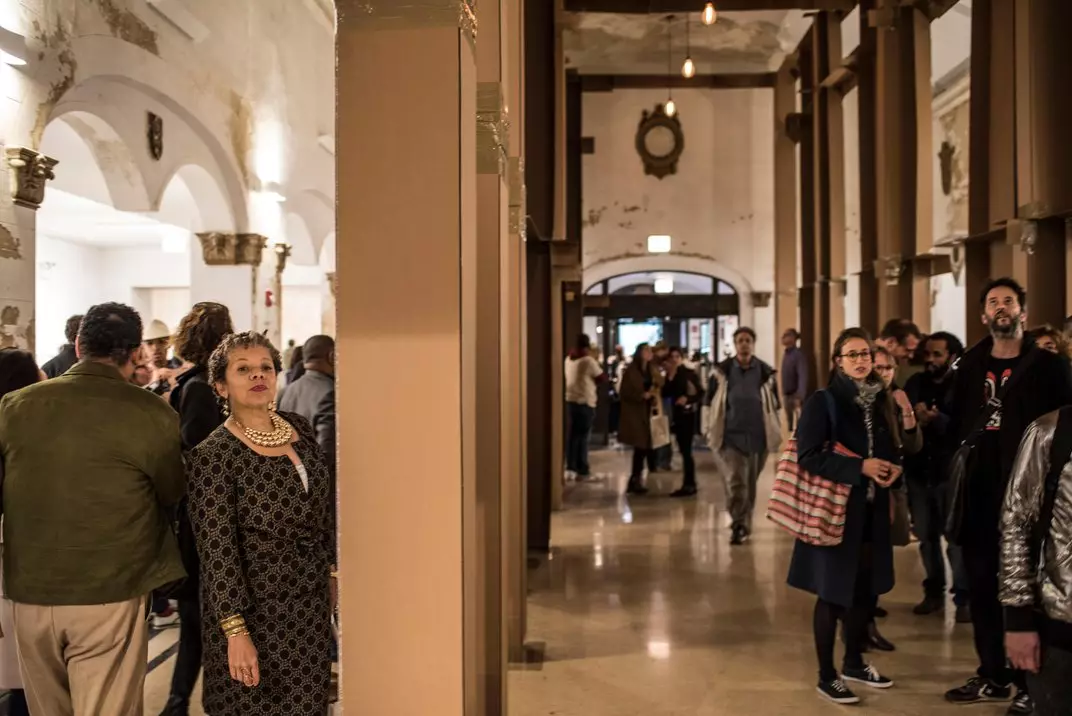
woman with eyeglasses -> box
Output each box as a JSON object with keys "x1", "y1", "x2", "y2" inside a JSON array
[
  {"x1": 787, "y1": 328, "x2": 917, "y2": 705},
  {"x1": 852, "y1": 346, "x2": 921, "y2": 655}
]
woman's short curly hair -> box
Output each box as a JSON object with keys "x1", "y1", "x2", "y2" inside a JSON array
[
  {"x1": 208, "y1": 331, "x2": 283, "y2": 386},
  {"x1": 173, "y1": 302, "x2": 234, "y2": 367}
]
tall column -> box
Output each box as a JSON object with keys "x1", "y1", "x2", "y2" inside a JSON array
[
  {"x1": 336, "y1": 2, "x2": 478, "y2": 713},
  {"x1": 857, "y1": 0, "x2": 879, "y2": 335},
  {"x1": 1, "y1": 148, "x2": 56, "y2": 354},
  {"x1": 474, "y1": 0, "x2": 509, "y2": 709},
  {"x1": 873, "y1": 1, "x2": 931, "y2": 326},
  {"x1": 798, "y1": 30, "x2": 821, "y2": 385},
  {"x1": 773, "y1": 59, "x2": 799, "y2": 376},
  {"x1": 525, "y1": 0, "x2": 555, "y2": 554},
  {"x1": 503, "y1": 0, "x2": 528, "y2": 666},
  {"x1": 193, "y1": 232, "x2": 268, "y2": 333},
  {"x1": 811, "y1": 13, "x2": 845, "y2": 375}
]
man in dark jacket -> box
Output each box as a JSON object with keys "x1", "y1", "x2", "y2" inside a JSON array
[
  {"x1": 279, "y1": 335, "x2": 335, "y2": 423},
  {"x1": 904, "y1": 331, "x2": 970, "y2": 622},
  {"x1": 780, "y1": 328, "x2": 808, "y2": 432},
  {"x1": 944, "y1": 278, "x2": 1072, "y2": 715},
  {"x1": 0, "y1": 303, "x2": 184, "y2": 715},
  {"x1": 40, "y1": 314, "x2": 82, "y2": 379}
]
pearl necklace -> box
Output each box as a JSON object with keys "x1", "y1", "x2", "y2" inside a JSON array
[{"x1": 232, "y1": 411, "x2": 293, "y2": 447}]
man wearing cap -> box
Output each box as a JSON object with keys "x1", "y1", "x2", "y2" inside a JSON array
[{"x1": 143, "y1": 319, "x2": 182, "y2": 397}]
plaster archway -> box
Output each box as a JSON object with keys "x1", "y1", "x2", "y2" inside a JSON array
[
  {"x1": 583, "y1": 254, "x2": 757, "y2": 328},
  {"x1": 40, "y1": 112, "x2": 153, "y2": 212},
  {"x1": 44, "y1": 35, "x2": 250, "y2": 231}
]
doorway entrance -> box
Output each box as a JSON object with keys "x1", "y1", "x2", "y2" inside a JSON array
[{"x1": 582, "y1": 271, "x2": 740, "y2": 445}]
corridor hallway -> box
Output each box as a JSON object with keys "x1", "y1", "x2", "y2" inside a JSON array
[{"x1": 510, "y1": 450, "x2": 990, "y2": 716}]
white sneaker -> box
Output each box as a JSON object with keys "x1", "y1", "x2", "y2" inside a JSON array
[{"x1": 152, "y1": 610, "x2": 180, "y2": 629}]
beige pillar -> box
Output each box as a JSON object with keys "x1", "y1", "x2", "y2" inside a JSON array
[
  {"x1": 503, "y1": 0, "x2": 528, "y2": 666},
  {"x1": 2, "y1": 148, "x2": 57, "y2": 354},
  {"x1": 336, "y1": 2, "x2": 478, "y2": 713}
]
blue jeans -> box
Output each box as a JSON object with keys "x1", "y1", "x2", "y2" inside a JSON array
[
  {"x1": 908, "y1": 479, "x2": 969, "y2": 605},
  {"x1": 567, "y1": 403, "x2": 595, "y2": 476}
]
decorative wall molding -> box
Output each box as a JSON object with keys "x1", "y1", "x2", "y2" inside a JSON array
[
  {"x1": 477, "y1": 82, "x2": 509, "y2": 176},
  {"x1": 5, "y1": 148, "x2": 58, "y2": 210},
  {"x1": 874, "y1": 254, "x2": 906, "y2": 286}
]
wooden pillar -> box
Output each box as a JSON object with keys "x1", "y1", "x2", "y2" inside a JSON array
[
  {"x1": 502, "y1": 0, "x2": 528, "y2": 668},
  {"x1": 873, "y1": 1, "x2": 929, "y2": 325},
  {"x1": 798, "y1": 29, "x2": 822, "y2": 385},
  {"x1": 524, "y1": 0, "x2": 554, "y2": 552},
  {"x1": 857, "y1": 0, "x2": 879, "y2": 335},
  {"x1": 774, "y1": 59, "x2": 799, "y2": 375},
  {"x1": 335, "y1": 2, "x2": 478, "y2": 711},
  {"x1": 812, "y1": 12, "x2": 845, "y2": 375}
]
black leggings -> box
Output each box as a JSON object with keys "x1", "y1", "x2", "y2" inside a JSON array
[{"x1": 814, "y1": 543, "x2": 874, "y2": 682}]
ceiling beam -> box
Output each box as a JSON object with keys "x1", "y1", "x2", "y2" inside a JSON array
[
  {"x1": 564, "y1": 0, "x2": 856, "y2": 12},
  {"x1": 915, "y1": 0, "x2": 961, "y2": 21},
  {"x1": 581, "y1": 73, "x2": 777, "y2": 91}
]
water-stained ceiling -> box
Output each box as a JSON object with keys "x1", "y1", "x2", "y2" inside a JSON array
[{"x1": 564, "y1": 10, "x2": 811, "y2": 74}]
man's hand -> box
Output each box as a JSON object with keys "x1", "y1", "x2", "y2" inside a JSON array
[
  {"x1": 1006, "y1": 631, "x2": 1041, "y2": 673},
  {"x1": 676, "y1": 396, "x2": 688, "y2": 406}
]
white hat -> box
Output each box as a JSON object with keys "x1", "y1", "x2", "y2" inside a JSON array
[{"x1": 145, "y1": 319, "x2": 171, "y2": 342}]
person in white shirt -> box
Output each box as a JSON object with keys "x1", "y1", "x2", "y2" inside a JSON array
[{"x1": 565, "y1": 334, "x2": 605, "y2": 478}]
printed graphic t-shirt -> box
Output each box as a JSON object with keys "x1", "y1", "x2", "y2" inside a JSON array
[{"x1": 971, "y1": 353, "x2": 1023, "y2": 530}]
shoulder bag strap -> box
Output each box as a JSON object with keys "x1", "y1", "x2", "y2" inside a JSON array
[
  {"x1": 960, "y1": 347, "x2": 1044, "y2": 450},
  {"x1": 822, "y1": 389, "x2": 838, "y2": 441}
]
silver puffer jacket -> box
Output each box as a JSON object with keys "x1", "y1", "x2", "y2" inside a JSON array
[{"x1": 1000, "y1": 411, "x2": 1072, "y2": 627}]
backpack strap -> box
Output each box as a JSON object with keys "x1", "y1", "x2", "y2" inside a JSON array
[{"x1": 1036, "y1": 407, "x2": 1072, "y2": 563}]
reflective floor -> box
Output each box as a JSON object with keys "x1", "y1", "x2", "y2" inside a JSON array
[{"x1": 510, "y1": 447, "x2": 1002, "y2": 715}]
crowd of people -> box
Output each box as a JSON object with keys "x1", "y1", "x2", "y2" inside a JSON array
[
  {"x1": 0, "y1": 302, "x2": 338, "y2": 715},
  {"x1": 564, "y1": 276, "x2": 1072, "y2": 715}
]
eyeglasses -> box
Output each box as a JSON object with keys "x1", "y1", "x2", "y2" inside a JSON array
[
  {"x1": 838, "y1": 350, "x2": 873, "y2": 362},
  {"x1": 874, "y1": 365, "x2": 895, "y2": 373}
]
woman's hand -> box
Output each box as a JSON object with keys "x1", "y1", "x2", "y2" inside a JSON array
[
  {"x1": 862, "y1": 458, "x2": 895, "y2": 485},
  {"x1": 228, "y1": 633, "x2": 261, "y2": 688},
  {"x1": 892, "y1": 390, "x2": 916, "y2": 428}
]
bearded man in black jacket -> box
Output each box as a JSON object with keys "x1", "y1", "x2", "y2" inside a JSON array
[{"x1": 943, "y1": 278, "x2": 1072, "y2": 715}]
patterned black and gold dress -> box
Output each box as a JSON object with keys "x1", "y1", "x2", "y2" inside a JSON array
[{"x1": 188, "y1": 412, "x2": 334, "y2": 715}]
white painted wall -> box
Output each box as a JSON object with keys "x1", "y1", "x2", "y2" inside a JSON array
[
  {"x1": 581, "y1": 87, "x2": 775, "y2": 363},
  {"x1": 35, "y1": 236, "x2": 105, "y2": 359}
]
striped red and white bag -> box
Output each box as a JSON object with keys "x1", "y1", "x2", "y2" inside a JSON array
[{"x1": 766, "y1": 390, "x2": 859, "y2": 547}]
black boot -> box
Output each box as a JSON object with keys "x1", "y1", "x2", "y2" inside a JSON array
[
  {"x1": 867, "y1": 620, "x2": 896, "y2": 652},
  {"x1": 626, "y1": 476, "x2": 648, "y2": 495},
  {"x1": 158, "y1": 696, "x2": 189, "y2": 716}
]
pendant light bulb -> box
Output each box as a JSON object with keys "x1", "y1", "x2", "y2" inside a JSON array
[
  {"x1": 665, "y1": 98, "x2": 677, "y2": 117},
  {"x1": 681, "y1": 56, "x2": 696, "y2": 79},
  {"x1": 702, "y1": 3, "x2": 717, "y2": 26}
]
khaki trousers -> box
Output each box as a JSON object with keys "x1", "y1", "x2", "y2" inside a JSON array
[
  {"x1": 720, "y1": 448, "x2": 770, "y2": 533},
  {"x1": 13, "y1": 596, "x2": 148, "y2": 716}
]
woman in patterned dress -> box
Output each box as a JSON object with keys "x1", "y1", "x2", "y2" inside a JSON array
[{"x1": 188, "y1": 331, "x2": 335, "y2": 715}]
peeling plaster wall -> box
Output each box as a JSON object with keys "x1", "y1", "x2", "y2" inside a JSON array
[
  {"x1": 0, "y1": 0, "x2": 334, "y2": 351},
  {"x1": 582, "y1": 88, "x2": 776, "y2": 360}
]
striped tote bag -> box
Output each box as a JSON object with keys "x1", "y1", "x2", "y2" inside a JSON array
[{"x1": 766, "y1": 390, "x2": 859, "y2": 547}]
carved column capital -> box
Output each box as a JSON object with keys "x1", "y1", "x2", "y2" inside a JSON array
[
  {"x1": 274, "y1": 242, "x2": 292, "y2": 274},
  {"x1": 874, "y1": 254, "x2": 906, "y2": 286},
  {"x1": 196, "y1": 233, "x2": 268, "y2": 266},
  {"x1": 326, "y1": 272, "x2": 336, "y2": 297},
  {"x1": 5, "y1": 147, "x2": 58, "y2": 210}
]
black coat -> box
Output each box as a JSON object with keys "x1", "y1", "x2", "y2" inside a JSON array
[
  {"x1": 786, "y1": 373, "x2": 900, "y2": 608},
  {"x1": 947, "y1": 337, "x2": 1072, "y2": 529},
  {"x1": 168, "y1": 365, "x2": 226, "y2": 600}
]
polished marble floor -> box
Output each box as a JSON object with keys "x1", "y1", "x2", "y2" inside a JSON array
[{"x1": 509, "y1": 447, "x2": 1002, "y2": 716}]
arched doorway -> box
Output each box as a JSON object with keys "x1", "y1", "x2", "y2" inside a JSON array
[{"x1": 584, "y1": 271, "x2": 741, "y2": 362}]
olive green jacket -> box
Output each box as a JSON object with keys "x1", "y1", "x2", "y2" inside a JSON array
[{"x1": 0, "y1": 361, "x2": 186, "y2": 605}]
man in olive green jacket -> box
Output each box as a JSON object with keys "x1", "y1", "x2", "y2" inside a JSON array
[{"x1": 0, "y1": 302, "x2": 185, "y2": 716}]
